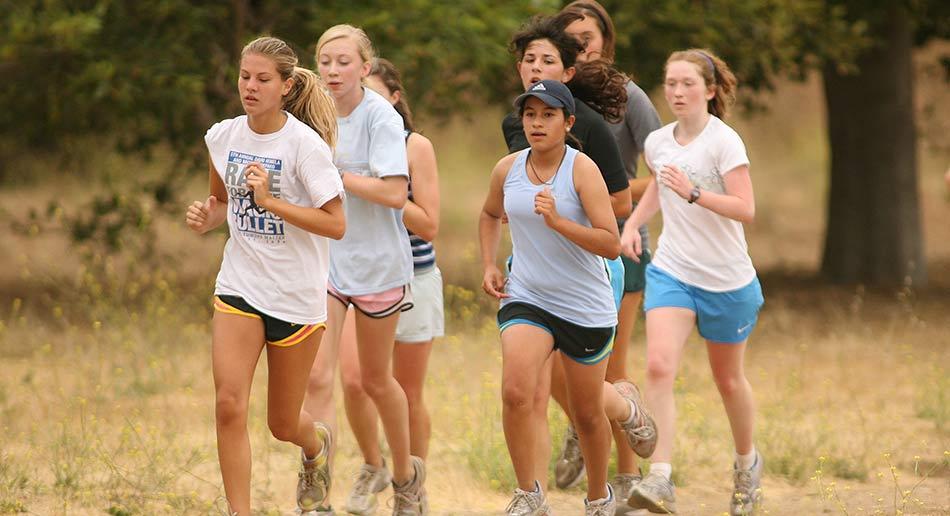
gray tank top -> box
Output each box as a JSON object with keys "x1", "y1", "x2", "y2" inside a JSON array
[{"x1": 501, "y1": 147, "x2": 617, "y2": 328}]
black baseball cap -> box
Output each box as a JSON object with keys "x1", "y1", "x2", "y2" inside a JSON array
[{"x1": 514, "y1": 80, "x2": 576, "y2": 115}]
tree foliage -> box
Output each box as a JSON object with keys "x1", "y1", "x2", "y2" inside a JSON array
[{"x1": 0, "y1": 0, "x2": 554, "y2": 159}]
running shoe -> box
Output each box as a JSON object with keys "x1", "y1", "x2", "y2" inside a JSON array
[
  {"x1": 344, "y1": 459, "x2": 392, "y2": 515},
  {"x1": 505, "y1": 481, "x2": 550, "y2": 516},
  {"x1": 610, "y1": 473, "x2": 641, "y2": 515},
  {"x1": 729, "y1": 451, "x2": 764, "y2": 515},
  {"x1": 297, "y1": 422, "x2": 333, "y2": 512},
  {"x1": 585, "y1": 483, "x2": 616, "y2": 516},
  {"x1": 391, "y1": 455, "x2": 427, "y2": 516},
  {"x1": 628, "y1": 472, "x2": 676, "y2": 514},
  {"x1": 554, "y1": 425, "x2": 586, "y2": 489},
  {"x1": 613, "y1": 381, "x2": 658, "y2": 458}
]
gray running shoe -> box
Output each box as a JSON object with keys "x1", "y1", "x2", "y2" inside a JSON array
[
  {"x1": 613, "y1": 381, "x2": 658, "y2": 459},
  {"x1": 628, "y1": 472, "x2": 676, "y2": 514},
  {"x1": 391, "y1": 455, "x2": 427, "y2": 516},
  {"x1": 554, "y1": 425, "x2": 585, "y2": 489},
  {"x1": 585, "y1": 483, "x2": 616, "y2": 516},
  {"x1": 729, "y1": 451, "x2": 764, "y2": 515},
  {"x1": 298, "y1": 422, "x2": 333, "y2": 512},
  {"x1": 609, "y1": 473, "x2": 642, "y2": 515},
  {"x1": 505, "y1": 481, "x2": 550, "y2": 516},
  {"x1": 344, "y1": 459, "x2": 392, "y2": 515}
]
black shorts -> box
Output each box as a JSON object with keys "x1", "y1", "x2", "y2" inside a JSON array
[
  {"x1": 497, "y1": 302, "x2": 614, "y2": 365},
  {"x1": 214, "y1": 295, "x2": 325, "y2": 347}
]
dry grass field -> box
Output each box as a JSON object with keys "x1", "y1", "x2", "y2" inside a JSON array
[{"x1": 1, "y1": 61, "x2": 948, "y2": 515}]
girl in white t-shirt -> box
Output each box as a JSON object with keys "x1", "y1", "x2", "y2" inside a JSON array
[
  {"x1": 620, "y1": 49, "x2": 764, "y2": 515},
  {"x1": 302, "y1": 25, "x2": 426, "y2": 515},
  {"x1": 185, "y1": 37, "x2": 344, "y2": 516}
]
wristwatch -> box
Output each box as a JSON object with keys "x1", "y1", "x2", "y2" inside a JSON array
[{"x1": 688, "y1": 186, "x2": 701, "y2": 204}]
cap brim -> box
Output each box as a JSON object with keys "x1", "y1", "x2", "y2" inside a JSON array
[{"x1": 514, "y1": 91, "x2": 567, "y2": 111}]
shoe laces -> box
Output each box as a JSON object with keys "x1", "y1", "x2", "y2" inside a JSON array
[
  {"x1": 641, "y1": 473, "x2": 671, "y2": 495},
  {"x1": 733, "y1": 468, "x2": 754, "y2": 500},
  {"x1": 299, "y1": 460, "x2": 330, "y2": 494},
  {"x1": 351, "y1": 465, "x2": 379, "y2": 497},
  {"x1": 586, "y1": 501, "x2": 613, "y2": 516},
  {"x1": 612, "y1": 474, "x2": 641, "y2": 493},
  {"x1": 390, "y1": 485, "x2": 422, "y2": 515},
  {"x1": 213, "y1": 496, "x2": 238, "y2": 516},
  {"x1": 506, "y1": 490, "x2": 541, "y2": 515},
  {"x1": 628, "y1": 418, "x2": 656, "y2": 442}
]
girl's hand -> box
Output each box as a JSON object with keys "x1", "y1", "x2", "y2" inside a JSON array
[
  {"x1": 534, "y1": 188, "x2": 560, "y2": 229},
  {"x1": 620, "y1": 224, "x2": 642, "y2": 262},
  {"x1": 658, "y1": 164, "x2": 693, "y2": 200},
  {"x1": 482, "y1": 266, "x2": 510, "y2": 299},
  {"x1": 244, "y1": 162, "x2": 273, "y2": 209},
  {"x1": 185, "y1": 195, "x2": 220, "y2": 234}
]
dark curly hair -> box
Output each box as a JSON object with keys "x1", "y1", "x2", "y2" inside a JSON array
[
  {"x1": 510, "y1": 15, "x2": 627, "y2": 123},
  {"x1": 568, "y1": 59, "x2": 628, "y2": 124},
  {"x1": 509, "y1": 15, "x2": 584, "y2": 72}
]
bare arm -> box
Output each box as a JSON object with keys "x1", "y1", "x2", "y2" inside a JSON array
[
  {"x1": 341, "y1": 172, "x2": 408, "y2": 209},
  {"x1": 628, "y1": 176, "x2": 651, "y2": 202},
  {"x1": 260, "y1": 196, "x2": 345, "y2": 239},
  {"x1": 659, "y1": 164, "x2": 755, "y2": 224},
  {"x1": 244, "y1": 163, "x2": 345, "y2": 239},
  {"x1": 479, "y1": 155, "x2": 514, "y2": 299},
  {"x1": 620, "y1": 178, "x2": 660, "y2": 260},
  {"x1": 402, "y1": 134, "x2": 440, "y2": 241},
  {"x1": 185, "y1": 157, "x2": 229, "y2": 235},
  {"x1": 535, "y1": 155, "x2": 620, "y2": 259},
  {"x1": 609, "y1": 188, "x2": 632, "y2": 218}
]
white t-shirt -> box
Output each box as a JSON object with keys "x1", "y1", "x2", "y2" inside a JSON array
[
  {"x1": 646, "y1": 115, "x2": 756, "y2": 291},
  {"x1": 329, "y1": 87, "x2": 412, "y2": 296},
  {"x1": 205, "y1": 112, "x2": 344, "y2": 323}
]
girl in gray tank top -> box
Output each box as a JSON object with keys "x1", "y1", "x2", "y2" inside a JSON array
[{"x1": 478, "y1": 80, "x2": 656, "y2": 515}]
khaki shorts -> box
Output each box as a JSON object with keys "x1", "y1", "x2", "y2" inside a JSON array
[{"x1": 395, "y1": 266, "x2": 445, "y2": 343}]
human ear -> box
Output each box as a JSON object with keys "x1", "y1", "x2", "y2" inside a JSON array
[{"x1": 562, "y1": 66, "x2": 576, "y2": 82}]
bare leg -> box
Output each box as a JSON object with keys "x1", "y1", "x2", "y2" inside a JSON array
[
  {"x1": 353, "y1": 310, "x2": 412, "y2": 483},
  {"x1": 339, "y1": 309, "x2": 385, "y2": 467},
  {"x1": 532, "y1": 354, "x2": 554, "y2": 486},
  {"x1": 643, "y1": 308, "x2": 695, "y2": 463},
  {"x1": 265, "y1": 328, "x2": 325, "y2": 456},
  {"x1": 560, "y1": 354, "x2": 611, "y2": 501},
  {"x1": 706, "y1": 340, "x2": 755, "y2": 455},
  {"x1": 212, "y1": 312, "x2": 265, "y2": 516},
  {"x1": 501, "y1": 325, "x2": 554, "y2": 491},
  {"x1": 393, "y1": 339, "x2": 433, "y2": 459}
]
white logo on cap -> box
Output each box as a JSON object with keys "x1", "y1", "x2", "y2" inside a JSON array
[{"x1": 533, "y1": 83, "x2": 547, "y2": 91}]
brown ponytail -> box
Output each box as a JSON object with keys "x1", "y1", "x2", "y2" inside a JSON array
[{"x1": 369, "y1": 58, "x2": 415, "y2": 133}]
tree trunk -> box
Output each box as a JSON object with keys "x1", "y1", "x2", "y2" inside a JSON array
[{"x1": 820, "y1": 4, "x2": 926, "y2": 286}]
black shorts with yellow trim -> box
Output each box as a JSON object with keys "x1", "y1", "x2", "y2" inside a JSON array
[
  {"x1": 213, "y1": 295, "x2": 325, "y2": 347},
  {"x1": 497, "y1": 302, "x2": 615, "y2": 365}
]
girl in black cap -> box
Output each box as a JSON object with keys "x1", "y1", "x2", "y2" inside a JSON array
[{"x1": 480, "y1": 79, "x2": 656, "y2": 516}]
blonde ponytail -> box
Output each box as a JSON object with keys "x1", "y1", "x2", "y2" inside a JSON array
[{"x1": 285, "y1": 67, "x2": 338, "y2": 149}]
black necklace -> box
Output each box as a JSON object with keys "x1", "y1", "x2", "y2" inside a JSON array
[{"x1": 527, "y1": 146, "x2": 567, "y2": 186}]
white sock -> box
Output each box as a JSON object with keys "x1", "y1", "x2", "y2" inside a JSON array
[
  {"x1": 649, "y1": 462, "x2": 672, "y2": 480},
  {"x1": 736, "y1": 447, "x2": 756, "y2": 470},
  {"x1": 622, "y1": 399, "x2": 638, "y2": 425}
]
